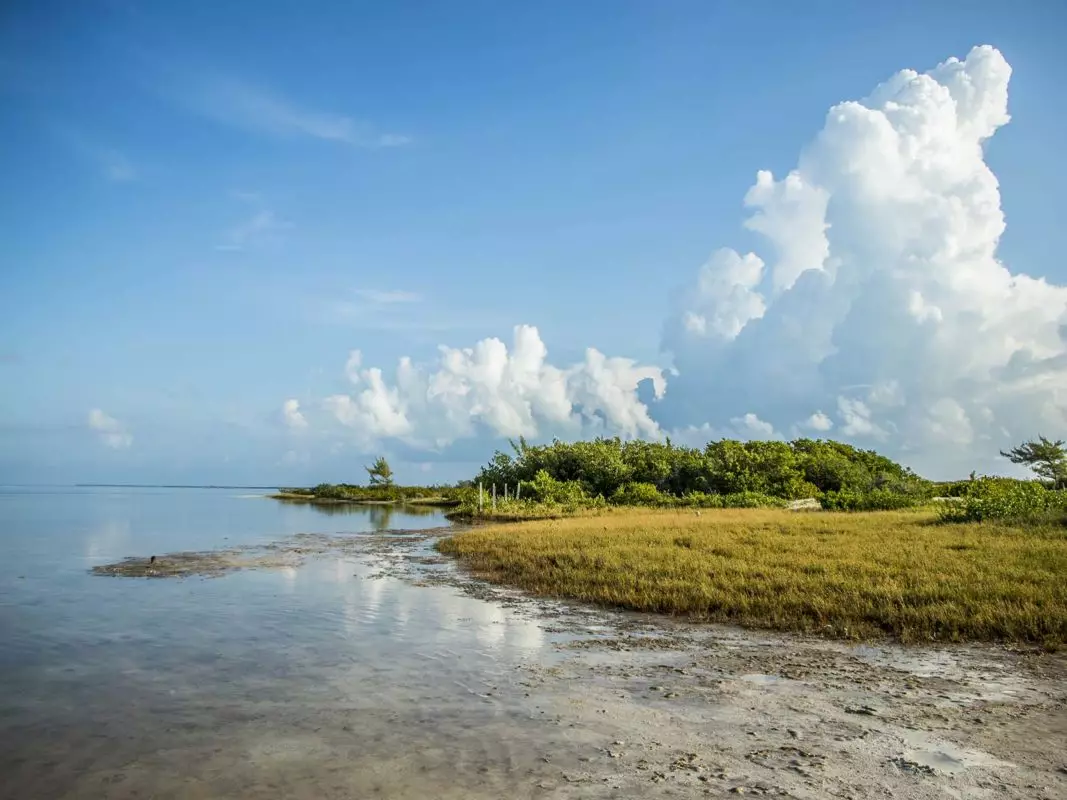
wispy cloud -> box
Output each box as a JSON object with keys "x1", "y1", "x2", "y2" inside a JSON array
[
  {"x1": 88, "y1": 409, "x2": 133, "y2": 449},
  {"x1": 55, "y1": 129, "x2": 137, "y2": 182},
  {"x1": 323, "y1": 289, "x2": 440, "y2": 331},
  {"x1": 176, "y1": 73, "x2": 410, "y2": 149},
  {"x1": 97, "y1": 149, "x2": 137, "y2": 182},
  {"x1": 313, "y1": 288, "x2": 508, "y2": 336},
  {"x1": 217, "y1": 191, "x2": 291, "y2": 252},
  {"x1": 354, "y1": 289, "x2": 423, "y2": 304},
  {"x1": 217, "y1": 209, "x2": 290, "y2": 252},
  {"x1": 230, "y1": 189, "x2": 264, "y2": 204}
]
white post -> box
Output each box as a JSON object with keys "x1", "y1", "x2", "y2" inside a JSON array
[
  {"x1": 492, "y1": 483, "x2": 497, "y2": 511},
  {"x1": 504, "y1": 483, "x2": 509, "y2": 502},
  {"x1": 516, "y1": 481, "x2": 521, "y2": 501}
]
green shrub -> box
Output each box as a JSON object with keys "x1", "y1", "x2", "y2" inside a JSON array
[
  {"x1": 523, "y1": 470, "x2": 589, "y2": 505},
  {"x1": 934, "y1": 480, "x2": 973, "y2": 498},
  {"x1": 939, "y1": 477, "x2": 1067, "y2": 523},
  {"x1": 298, "y1": 483, "x2": 461, "y2": 503},
  {"x1": 820, "y1": 489, "x2": 919, "y2": 511},
  {"x1": 679, "y1": 492, "x2": 725, "y2": 508},
  {"x1": 721, "y1": 491, "x2": 786, "y2": 509},
  {"x1": 781, "y1": 479, "x2": 824, "y2": 500},
  {"x1": 610, "y1": 482, "x2": 669, "y2": 506}
]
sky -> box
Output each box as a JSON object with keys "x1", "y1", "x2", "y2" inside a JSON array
[{"x1": 2, "y1": 1, "x2": 1066, "y2": 486}]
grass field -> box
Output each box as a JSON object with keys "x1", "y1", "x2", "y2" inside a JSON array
[{"x1": 437, "y1": 508, "x2": 1067, "y2": 647}]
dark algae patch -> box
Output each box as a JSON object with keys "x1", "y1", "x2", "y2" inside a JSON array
[
  {"x1": 92, "y1": 550, "x2": 300, "y2": 578},
  {"x1": 90, "y1": 528, "x2": 456, "y2": 580}
]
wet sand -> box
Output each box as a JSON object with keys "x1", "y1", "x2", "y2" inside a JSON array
[{"x1": 9, "y1": 529, "x2": 1067, "y2": 799}]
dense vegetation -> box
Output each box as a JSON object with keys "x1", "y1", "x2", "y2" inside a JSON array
[
  {"x1": 277, "y1": 437, "x2": 1067, "y2": 645},
  {"x1": 478, "y1": 437, "x2": 926, "y2": 497},
  {"x1": 452, "y1": 436, "x2": 931, "y2": 518},
  {"x1": 938, "y1": 476, "x2": 1067, "y2": 525},
  {"x1": 277, "y1": 483, "x2": 461, "y2": 505},
  {"x1": 438, "y1": 508, "x2": 1067, "y2": 647},
  {"x1": 278, "y1": 436, "x2": 1067, "y2": 525},
  {"x1": 275, "y1": 456, "x2": 460, "y2": 505}
]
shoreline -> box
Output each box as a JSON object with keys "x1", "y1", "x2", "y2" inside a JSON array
[
  {"x1": 269, "y1": 492, "x2": 460, "y2": 508},
  {"x1": 92, "y1": 501, "x2": 1066, "y2": 649},
  {"x1": 37, "y1": 498, "x2": 1067, "y2": 798}
]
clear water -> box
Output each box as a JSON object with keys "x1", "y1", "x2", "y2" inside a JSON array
[{"x1": 0, "y1": 488, "x2": 573, "y2": 799}]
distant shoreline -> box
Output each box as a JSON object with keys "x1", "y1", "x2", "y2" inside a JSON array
[
  {"x1": 270, "y1": 492, "x2": 460, "y2": 508},
  {"x1": 75, "y1": 484, "x2": 280, "y2": 490}
]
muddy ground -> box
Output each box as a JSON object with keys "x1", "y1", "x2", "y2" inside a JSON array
[{"x1": 88, "y1": 529, "x2": 1067, "y2": 799}]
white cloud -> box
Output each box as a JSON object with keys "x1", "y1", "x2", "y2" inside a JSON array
[
  {"x1": 923, "y1": 397, "x2": 974, "y2": 446},
  {"x1": 743, "y1": 170, "x2": 830, "y2": 294},
  {"x1": 281, "y1": 45, "x2": 1067, "y2": 479},
  {"x1": 322, "y1": 325, "x2": 664, "y2": 449},
  {"x1": 88, "y1": 409, "x2": 132, "y2": 449},
  {"x1": 667, "y1": 249, "x2": 767, "y2": 341},
  {"x1": 866, "y1": 380, "x2": 905, "y2": 408},
  {"x1": 179, "y1": 74, "x2": 409, "y2": 148},
  {"x1": 836, "y1": 397, "x2": 887, "y2": 440},
  {"x1": 658, "y1": 45, "x2": 1067, "y2": 476},
  {"x1": 325, "y1": 367, "x2": 413, "y2": 440},
  {"x1": 731, "y1": 412, "x2": 779, "y2": 440},
  {"x1": 668, "y1": 412, "x2": 781, "y2": 448},
  {"x1": 282, "y1": 399, "x2": 308, "y2": 430},
  {"x1": 344, "y1": 350, "x2": 363, "y2": 384},
  {"x1": 802, "y1": 411, "x2": 834, "y2": 432}
]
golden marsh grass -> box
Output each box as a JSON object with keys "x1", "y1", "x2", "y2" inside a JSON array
[{"x1": 438, "y1": 508, "x2": 1067, "y2": 646}]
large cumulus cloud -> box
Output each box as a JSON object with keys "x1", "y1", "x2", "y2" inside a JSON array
[
  {"x1": 290, "y1": 46, "x2": 1067, "y2": 478},
  {"x1": 661, "y1": 45, "x2": 1067, "y2": 477}
]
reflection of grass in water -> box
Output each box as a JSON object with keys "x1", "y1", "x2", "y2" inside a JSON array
[
  {"x1": 276, "y1": 498, "x2": 444, "y2": 530},
  {"x1": 438, "y1": 508, "x2": 1067, "y2": 647}
]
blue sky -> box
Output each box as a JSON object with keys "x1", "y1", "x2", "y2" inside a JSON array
[{"x1": 2, "y1": 1, "x2": 1066, "y2": 485}]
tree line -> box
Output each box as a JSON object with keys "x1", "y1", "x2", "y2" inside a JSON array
[
  {"x1": 300, "y1": 435, "x2": 1067, "y2": 521},
  {"x1": 468, "y1": 436, "x2": 930, "y2": 510}
]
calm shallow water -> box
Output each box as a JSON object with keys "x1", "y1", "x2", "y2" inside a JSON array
[
  {"x1": 0, "y1": 488, "x2": 570, "y2": 799},
  {"x1": 3, "y1": 489, "x2": 1062, "y2": 799}
]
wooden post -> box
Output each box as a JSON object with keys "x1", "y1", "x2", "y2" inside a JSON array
[
  {"x1": 492, "y1": 483, "x2": 497, "y2": 511},
  {"x1": 479, "y1": 482, "x2": 483, "y2": 512}
]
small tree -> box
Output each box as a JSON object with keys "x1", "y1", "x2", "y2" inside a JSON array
[
  {"x1": 1000, "y1": 436, "x2": 1067, "y2": 488},
  {"x1": 365, "y1": 456, "x2": 394, "y2": 487}
]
